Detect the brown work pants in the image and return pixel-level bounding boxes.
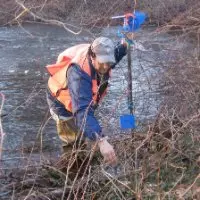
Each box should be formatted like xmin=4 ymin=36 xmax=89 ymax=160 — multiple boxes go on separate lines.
xmin=56 ymin=118 xmax=87 ymax=153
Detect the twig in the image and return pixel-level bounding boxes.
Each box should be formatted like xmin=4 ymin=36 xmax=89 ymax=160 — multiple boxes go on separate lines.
xmin=180 ymin=173 xmax=200 ymax=198
xmin=15 ymin=0 xmax=82 ymax=35
xmin=162 ymin=169 xmax=185 ymax=199
xmin=101 ymin=167 xmax=128 ymax=200
xmin=81 ymin=166 xmax=91 ymax=200
xmin=0 ymin=92 xmax=5 ymax=170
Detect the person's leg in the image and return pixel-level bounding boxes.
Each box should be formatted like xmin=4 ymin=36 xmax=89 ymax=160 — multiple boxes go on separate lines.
xmin=56 ymin=117 xmax=82 ymax=153
xmin=56 ymin=118 xmax=77 ymax=144
xmin=46 ymin=91 xmax=78 ymax=152
xmin=55 ymin=117 xmax=90 ymax=174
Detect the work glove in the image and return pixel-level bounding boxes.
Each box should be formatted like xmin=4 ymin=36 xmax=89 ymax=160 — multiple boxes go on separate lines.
xmin=98 ymin=137 xmax=117 ymax=166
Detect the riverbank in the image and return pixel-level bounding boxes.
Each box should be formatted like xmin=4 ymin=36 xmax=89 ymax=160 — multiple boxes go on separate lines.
xmin=1 ymin=0 xmax=199 ymax=27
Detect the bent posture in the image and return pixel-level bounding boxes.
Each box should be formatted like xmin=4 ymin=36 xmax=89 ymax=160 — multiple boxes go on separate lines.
xmin=46 ymin=37 xmax=127 ymax=165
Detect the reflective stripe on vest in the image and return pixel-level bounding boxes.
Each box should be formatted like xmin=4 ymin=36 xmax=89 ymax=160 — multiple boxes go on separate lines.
xmin=46 ymin=44 xmax=107 ymax=113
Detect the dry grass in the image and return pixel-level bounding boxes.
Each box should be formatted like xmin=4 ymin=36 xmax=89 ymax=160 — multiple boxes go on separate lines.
xmin=0 ymin=0 xmax=199 ymax=27
xmin=0 ymin=130 xmax=199 ymax=199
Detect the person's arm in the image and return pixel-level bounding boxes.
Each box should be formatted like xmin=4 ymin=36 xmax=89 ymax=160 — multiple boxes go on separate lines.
xmin=67 ymin=64 xmax=102 ymax=140
xmin=111 ymin=43 xmax=127 ymax=69
xmin=67 ymin=65 xmax=117 ymax=165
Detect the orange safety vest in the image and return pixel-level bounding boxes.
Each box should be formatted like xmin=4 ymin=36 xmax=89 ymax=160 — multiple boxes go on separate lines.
xmin=46 ymin=44 xmax=109 ymax=113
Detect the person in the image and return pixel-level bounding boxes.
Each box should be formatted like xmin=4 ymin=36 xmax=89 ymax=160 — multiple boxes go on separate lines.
xmin=46 ymin=37 xmax=127 ymax=166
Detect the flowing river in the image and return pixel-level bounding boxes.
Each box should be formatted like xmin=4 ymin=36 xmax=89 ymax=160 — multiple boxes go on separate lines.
xmin=0 ymin=23 xmax=185 ymax=169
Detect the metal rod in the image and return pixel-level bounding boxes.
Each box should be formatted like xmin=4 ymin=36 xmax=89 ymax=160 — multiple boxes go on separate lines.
xmin=111 ymin=15 xmax=125 ymax=19
xmin=127 ymin=44 xmax=133 ymax=115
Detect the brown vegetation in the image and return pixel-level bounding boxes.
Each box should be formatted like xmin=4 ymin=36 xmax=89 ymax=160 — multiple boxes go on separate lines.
xmin=0 ymin=0 xmax=199 ymax=27
xmin=0 ymin=0 xmax=200 ymax=200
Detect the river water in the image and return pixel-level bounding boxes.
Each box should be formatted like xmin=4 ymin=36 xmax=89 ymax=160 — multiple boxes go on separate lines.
xmin=0 ymin=24 xmax=184 ymax=169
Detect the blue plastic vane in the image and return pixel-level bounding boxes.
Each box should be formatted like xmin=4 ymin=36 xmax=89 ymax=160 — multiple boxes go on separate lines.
xmin=111 ymin=11 xmax=146 ymax=129
xmin=116 ymin=11 xmax=146 ymax=40
xmin=120 ymin=114 xmax=136 ymax=129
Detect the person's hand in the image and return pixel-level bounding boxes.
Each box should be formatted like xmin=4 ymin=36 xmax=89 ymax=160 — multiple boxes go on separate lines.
xmin=98 ymin=137 xmax=117 ymax=166
xmin=125 ymin=32 xmax=134 ymax=41
xmin=121 ymin=32 xmax=135 ymax=47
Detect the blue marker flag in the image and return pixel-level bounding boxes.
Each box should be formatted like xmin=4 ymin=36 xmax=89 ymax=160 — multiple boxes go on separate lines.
xmin=117 ymin=11 xmax=146 ymax=39
xmin=133 ymin=11 xmax=146 ymax=31
xmin=120 ymin=114 xmax=136 ymax=129
xmin=124 ymin=11 xmax=146 ymax=32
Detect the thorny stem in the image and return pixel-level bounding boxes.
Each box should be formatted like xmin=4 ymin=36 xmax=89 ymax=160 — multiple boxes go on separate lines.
xmin=0 ymin=92 xmax=5 ymax=170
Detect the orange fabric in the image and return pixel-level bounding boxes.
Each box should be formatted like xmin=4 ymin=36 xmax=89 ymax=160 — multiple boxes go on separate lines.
xmin=124 ymin=13 xmax=135 ymax=26
xmin=46 ymin=56 xmax=71 ymax=76
xmin=46 ymin=44 xmax=108 ymax=113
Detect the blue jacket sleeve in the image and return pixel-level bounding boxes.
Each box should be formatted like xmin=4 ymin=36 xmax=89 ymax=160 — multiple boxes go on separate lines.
xmin=112 ymin=43 xmax=127 ymax=68
xmin=67 ymin=65 xmax=102 ymax=141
